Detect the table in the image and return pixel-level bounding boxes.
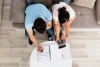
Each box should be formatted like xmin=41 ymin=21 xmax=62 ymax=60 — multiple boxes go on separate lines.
xmin=30 ymin=41 xmax=72 ymax=67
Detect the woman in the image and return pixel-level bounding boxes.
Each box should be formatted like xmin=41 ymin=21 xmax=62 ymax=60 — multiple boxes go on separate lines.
xmin=51 ymin=1 xmax=76 ymax=43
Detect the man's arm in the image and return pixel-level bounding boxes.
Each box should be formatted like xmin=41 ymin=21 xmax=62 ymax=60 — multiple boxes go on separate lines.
xmin=26 ymin=30 xmax=41 ymax=48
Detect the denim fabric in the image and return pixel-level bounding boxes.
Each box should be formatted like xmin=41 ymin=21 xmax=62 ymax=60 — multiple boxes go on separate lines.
xmin=63 ymin=0 xmax=71 ymax=4
xmin=25 ymin=29 xmax=29 ymax=38
xmin=52 ymin=0 xmax=70 ymax=4
xmin=52 ymin=0 xmax=64 ymax=4
xmin=25 ymin=27 xmax=34 ymax=38
xmin=46 ymin=27 xmax=53 ymax=38
xmin=27 ymin=0 xmax=33 ymax=5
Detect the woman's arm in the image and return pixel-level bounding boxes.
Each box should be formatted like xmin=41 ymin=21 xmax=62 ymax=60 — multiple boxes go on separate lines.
xmin=53 ymin=18 xmax=60 ymax=41
xmin=65 ymin=14 xmax=76 ymax=40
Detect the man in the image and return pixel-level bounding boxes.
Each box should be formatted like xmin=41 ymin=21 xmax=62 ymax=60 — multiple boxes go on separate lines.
xmin=25 ymin=4 xmax=53 ymax=52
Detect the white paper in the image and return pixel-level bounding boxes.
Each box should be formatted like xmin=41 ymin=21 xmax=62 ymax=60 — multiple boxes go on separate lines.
xmin=61 ymin=43 xmax=72 ymax=60
xmin=50 ymin=45 xmax=63 ymax=62
xmin=37 ymin=45 xmax=50 ymax=62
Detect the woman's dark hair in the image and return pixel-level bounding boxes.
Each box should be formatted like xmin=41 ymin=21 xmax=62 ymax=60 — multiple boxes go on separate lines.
xmin=34 ymin=18 xmax=46 ymax=34
xmin=58 ymin=7 xmax=70 ymax=24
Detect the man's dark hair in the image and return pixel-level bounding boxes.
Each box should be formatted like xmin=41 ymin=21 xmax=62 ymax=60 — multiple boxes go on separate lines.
xmin=58 ymin=7 xmax=70 ymax=24
xmin=34 ymin=18 xmax=46 ymax=34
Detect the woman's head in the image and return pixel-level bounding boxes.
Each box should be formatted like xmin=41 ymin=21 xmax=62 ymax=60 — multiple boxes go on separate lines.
xmin=58 ymin=7 xmax=70 ymax=24
xmin=34 ymin=18 xmax=46 ymax=34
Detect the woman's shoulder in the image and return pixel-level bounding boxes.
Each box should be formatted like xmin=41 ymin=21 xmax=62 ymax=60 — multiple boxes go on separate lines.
xmin=52 ymin=2 xmax=71 ymax=10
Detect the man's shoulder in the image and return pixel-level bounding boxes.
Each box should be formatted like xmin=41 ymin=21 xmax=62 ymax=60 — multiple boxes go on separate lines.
xmin=27 ymin=4 xmax=45 ymax=8
xmin=25 ymin=4 xmax=46 ymax=12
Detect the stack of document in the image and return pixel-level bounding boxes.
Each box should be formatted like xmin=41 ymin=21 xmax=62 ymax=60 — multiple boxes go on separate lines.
xmin=37 ymin=45 xmax=50 ymax=62
xmin=37 ymin=45 xmax=65 ymax=62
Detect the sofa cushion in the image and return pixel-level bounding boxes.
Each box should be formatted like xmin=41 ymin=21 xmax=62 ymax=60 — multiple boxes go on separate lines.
xmin=71 ymin=14 xmax=81 ymax=28
xmin=81 ymin=14 xmax=100 ymax=28
xmin=73 ymin=0 xmax=96 ymax=9
xmin=9 ymin=0 xmax=27 ymax=23
xmin=69 ymin=3 xmax=81 ymax=14
xmin=13 ymin=23 xmax=25 ymax=29
xmin=96 ymin=0 xmax=100 ymax=24
xmin=70 ymin=3 xmax=96 ymax=15
xmin=33 ymin=0 xmax=53 ymax=8
xmin=0 ymin=0 xmax=3 ymax=22
xmin=80 ymin=6 xmax=95 ymax=15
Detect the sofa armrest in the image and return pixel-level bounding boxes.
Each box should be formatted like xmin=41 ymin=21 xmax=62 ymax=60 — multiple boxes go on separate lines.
xmin=96 ymin=0 xmax=100 ymax=24
xmin=9 ymin=0 xmax=27 ymax=23
xmin=0 ymin=0 xmax=3 ymax=23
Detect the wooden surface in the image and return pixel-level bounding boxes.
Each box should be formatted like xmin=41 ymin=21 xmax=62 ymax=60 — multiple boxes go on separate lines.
xmin=0 ymin=0 xmax=100 ymax=67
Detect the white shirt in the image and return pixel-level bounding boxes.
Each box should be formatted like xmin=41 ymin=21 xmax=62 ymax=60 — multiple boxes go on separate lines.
xmin=52 ymin=2 xmax=75 ymax=21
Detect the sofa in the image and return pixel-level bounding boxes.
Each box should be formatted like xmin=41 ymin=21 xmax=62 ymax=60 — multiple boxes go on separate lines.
xmin=9 ymin=0 xmax=100 ymax=31
xmin=0 ymin=0 xmax=3 ymax=23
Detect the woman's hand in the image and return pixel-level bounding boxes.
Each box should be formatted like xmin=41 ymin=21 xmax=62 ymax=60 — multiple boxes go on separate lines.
xmin=56 ymin=36 xmax=60 ymax=43
xmin=64 ymin=36 xmax=68 ymax=42
xmin=61 ymin=33 xmax=65 ymax=40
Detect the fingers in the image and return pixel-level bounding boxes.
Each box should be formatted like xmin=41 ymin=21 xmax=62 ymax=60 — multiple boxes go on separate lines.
xmin=56 ymin=39 xmax=60 ymax=44
xmin=38 ymin=49 xmax=43 ymax=53
xmin=63 ymin=37 xmax=68 ymax=43
xmin=40 ymin=48 xmax=44 ymax=52
xmin=37 ymin=46 xmax=44 ymax=53
xmin=61 ymin=33 xmax=65 ymax=40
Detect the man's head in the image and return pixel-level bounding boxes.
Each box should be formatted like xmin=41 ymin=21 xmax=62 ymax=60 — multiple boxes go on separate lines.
xmin=58 ymin=7 xmax=70 ymax=24
xmin=34 ymin=18 xmax=46 ymax=34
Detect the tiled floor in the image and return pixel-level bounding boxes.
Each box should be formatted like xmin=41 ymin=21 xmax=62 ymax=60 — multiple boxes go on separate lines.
xmin=0 ymin=0 xmax=100 ymax=67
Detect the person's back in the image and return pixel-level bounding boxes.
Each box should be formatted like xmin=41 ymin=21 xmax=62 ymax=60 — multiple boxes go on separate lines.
xmin=25 ymin=4 xmax=52 ymax=30
xmin=51 ymin=1 xmax=76 ymax=43
xmin=25 ymin=4 xmax=48 ymax=17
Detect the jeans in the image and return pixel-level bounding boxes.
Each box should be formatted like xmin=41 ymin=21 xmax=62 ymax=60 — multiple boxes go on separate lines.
xmin=25 ymin=27 xmax=53 ymax=38
xmin=52 ymin=0 xmax=64 ymax=4
xmin=27 ymin=0 xmax=33 ymax=5
xmin=46 ymin=28 xmax=53 ymax=38
xmin=52 ymin=0 xmax=70 ymax=4
xmin=25 ymin=27 xmax=35 ymax=38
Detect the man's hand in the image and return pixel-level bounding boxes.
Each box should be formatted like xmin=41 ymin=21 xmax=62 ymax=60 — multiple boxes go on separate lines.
xmin=37 ymin=46 xmax=44 ymax=53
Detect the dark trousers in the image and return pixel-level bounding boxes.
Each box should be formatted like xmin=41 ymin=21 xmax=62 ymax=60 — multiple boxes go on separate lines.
xmin=52 ymin=0 xmax=71 ymax=4
xmin=52 ymin=0 xmax=64 ymax=4
xmin=27 ymin=0 xmax=33 ymax=5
